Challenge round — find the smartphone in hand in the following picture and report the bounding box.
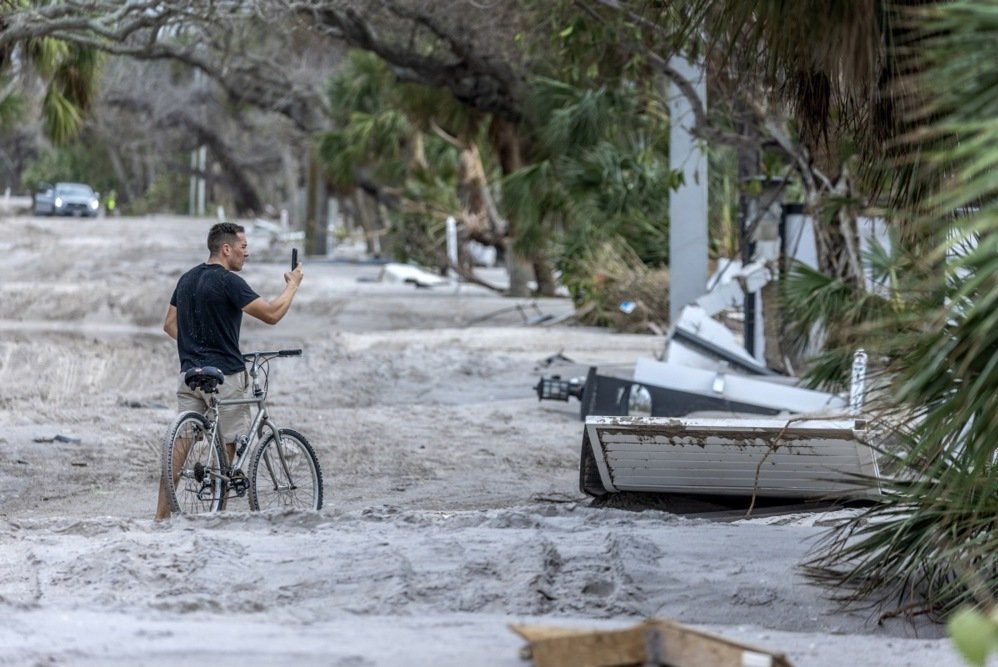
[291,248,298,270]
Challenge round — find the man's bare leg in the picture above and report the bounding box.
[218,441,236,510]
[154,437,192,520]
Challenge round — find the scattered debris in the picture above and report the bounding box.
[581,415,881,501]
[116,398,169,409]
[666,305,774,375]
[511,618,794,667]
[633,358,845,415]
[379,263,450,288]
[534,281,876,501]
[467,301,559,326]
[33,434,82,444]
[535,362,843,421]
[536,349,575,369]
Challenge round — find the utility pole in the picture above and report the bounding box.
[667,56,709,325]
[189,68,207,218]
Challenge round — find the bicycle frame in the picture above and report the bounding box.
[165,347,321,514]
[202,350,296,486]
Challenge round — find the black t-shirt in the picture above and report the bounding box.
[171,263,260,374]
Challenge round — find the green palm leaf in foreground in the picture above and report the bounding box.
[803,0,998,618]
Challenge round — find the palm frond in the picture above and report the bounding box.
[41,85,82,146]
[804,0,998,617]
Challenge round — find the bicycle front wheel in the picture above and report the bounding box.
[248,428,323,511]
[162,411,226,515]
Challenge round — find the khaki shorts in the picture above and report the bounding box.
[177,370,251,445]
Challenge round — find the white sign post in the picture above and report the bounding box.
[667,57,709,325]
[446,215,459,292]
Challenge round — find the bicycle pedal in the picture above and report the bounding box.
[229,469,249,497]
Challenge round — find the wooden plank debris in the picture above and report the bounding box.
[644,619,793,667]
[511,618,794,667]
[510,624,646,667]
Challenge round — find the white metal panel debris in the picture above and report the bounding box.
[633,358,846,415]
[584,416,880,499]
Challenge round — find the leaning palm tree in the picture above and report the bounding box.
[798,0,998,619]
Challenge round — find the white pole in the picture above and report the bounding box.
[189,150,197,216]
[850,349,868,415]
[197,146,207,217]
[446,215,459,291]
[667,56,709,325]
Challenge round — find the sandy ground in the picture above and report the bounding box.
[0,214,971,666]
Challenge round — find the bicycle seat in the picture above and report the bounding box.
[184,366,225,393]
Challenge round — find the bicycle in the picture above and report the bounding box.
[161,348,323,515]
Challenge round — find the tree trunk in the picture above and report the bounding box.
[505,246,534,297]
[761,280,785,372]
[190,122,262,216]
[489,116,539,297]
[352,190,382,257]
[737,122,760,360]
[304,149,329,256]
[533,259,556,296]
[105,144,135,202]
[281,145,300,229]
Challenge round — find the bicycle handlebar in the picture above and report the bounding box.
[242,349,302,362]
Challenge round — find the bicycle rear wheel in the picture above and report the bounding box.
[248,428,323,511]
[162,411,226,514]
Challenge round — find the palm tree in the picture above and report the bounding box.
[320,51,518,281]
[501,76,674,326]
[6,33,102,145]
[801,0,998,618]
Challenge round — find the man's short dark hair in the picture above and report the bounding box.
[207,222,245,255]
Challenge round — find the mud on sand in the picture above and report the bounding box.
[0,215,966,665]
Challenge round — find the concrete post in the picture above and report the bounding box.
[667,57,709,325]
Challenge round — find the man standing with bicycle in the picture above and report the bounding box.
[156,221,303,520]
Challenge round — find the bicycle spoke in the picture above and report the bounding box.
[163,412,226,515]
[248,429,322,511]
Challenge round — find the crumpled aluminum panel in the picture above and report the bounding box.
[585,416,881,499]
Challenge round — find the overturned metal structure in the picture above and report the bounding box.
[534,232,884,502]
[535,297,879,500]
[580,415,880,499]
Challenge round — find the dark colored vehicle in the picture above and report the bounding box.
[34,182,101,217]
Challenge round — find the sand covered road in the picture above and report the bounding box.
[0,215,968,665]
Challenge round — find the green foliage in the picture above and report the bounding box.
[320,108,417,186]
[708,146,739,258]
[949,607,998,667]
[127,171,188,216]
[781,232,924,390]
[558,236,670,331]
[324,22,684,301]
[27,38,103,145]
[319,51,467,267]
[22,138,115,196]
[802,0,998,619]
[534,0,664,87]
[41,84,82,146]
[502,76,675,303]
